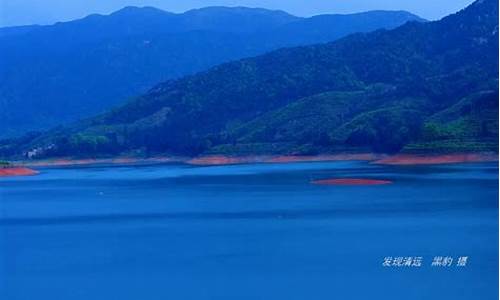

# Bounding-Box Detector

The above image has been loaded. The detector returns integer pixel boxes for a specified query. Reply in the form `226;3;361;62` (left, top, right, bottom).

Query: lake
0;161;498;300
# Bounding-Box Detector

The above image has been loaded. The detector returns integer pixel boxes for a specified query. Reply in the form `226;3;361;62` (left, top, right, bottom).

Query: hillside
0;7;423;138
1;0;497;159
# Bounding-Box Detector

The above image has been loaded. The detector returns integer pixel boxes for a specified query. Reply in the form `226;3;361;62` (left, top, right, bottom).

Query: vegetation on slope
1;0;498;159
0;7;423;137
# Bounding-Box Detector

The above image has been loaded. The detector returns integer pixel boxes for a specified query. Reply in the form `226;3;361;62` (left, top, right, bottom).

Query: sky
0;0;476;27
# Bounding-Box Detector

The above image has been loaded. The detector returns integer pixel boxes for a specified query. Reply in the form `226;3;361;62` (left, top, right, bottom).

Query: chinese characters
382;256;469;268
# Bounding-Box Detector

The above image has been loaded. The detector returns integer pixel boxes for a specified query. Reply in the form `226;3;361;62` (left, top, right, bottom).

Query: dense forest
0;0;497;159
0;7;423;138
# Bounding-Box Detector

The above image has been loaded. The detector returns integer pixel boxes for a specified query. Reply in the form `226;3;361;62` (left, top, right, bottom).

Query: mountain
264;10;426;46
0;25;41;37
2;0;497;159
0;7;424;138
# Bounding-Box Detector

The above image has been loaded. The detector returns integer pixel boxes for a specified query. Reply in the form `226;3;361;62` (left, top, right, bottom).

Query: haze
0;0;475;27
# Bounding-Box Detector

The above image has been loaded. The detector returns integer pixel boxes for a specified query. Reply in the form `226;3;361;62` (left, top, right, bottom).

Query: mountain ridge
3;0;496;159
0;6;425;138
0;6;425;33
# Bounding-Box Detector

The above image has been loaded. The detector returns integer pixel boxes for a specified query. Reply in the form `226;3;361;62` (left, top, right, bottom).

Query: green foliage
2;0;498;158
0;8;423;138
420;123;449;141
404;139;499;154
339;107;424;153
49;134;118;156
409;90;500;153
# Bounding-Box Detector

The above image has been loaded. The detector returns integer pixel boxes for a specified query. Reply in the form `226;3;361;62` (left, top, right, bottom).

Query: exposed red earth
0;167;39;177
18;154;378;168
25;158;99;167
264;154;380;163
14;152;498;168
312;178;393;186
187;153;381;166
187;155;256;165
374;153;498;165
23;157;183;167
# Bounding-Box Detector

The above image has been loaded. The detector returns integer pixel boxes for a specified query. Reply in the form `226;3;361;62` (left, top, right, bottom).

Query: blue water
0;161;498;300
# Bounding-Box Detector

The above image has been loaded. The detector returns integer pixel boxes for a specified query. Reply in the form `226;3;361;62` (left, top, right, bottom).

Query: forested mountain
0;7;423;138
1;0;497;159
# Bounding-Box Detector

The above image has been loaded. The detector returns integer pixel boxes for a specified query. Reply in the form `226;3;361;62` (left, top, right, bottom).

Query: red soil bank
187;156;253;165
25;157;181;167
0;167;39;177
312;178;393;186
265;154;379;163
111;158;138;164
27;158;98;167
188;154;380;166
375;153;498;165
21;153;379;167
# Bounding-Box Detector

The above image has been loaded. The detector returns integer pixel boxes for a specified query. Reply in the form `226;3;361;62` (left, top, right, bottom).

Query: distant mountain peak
183;6;297;17
0;4;440;141
358;10;427;21
110;6;174;17
181;6;301;29
307;10;426;24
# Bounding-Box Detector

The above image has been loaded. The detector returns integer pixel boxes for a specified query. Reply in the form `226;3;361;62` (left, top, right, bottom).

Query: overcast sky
0;0;475;27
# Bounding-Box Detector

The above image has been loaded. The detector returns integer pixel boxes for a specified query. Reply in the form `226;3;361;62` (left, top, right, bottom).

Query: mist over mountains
0;6;424;138
3;0;497;159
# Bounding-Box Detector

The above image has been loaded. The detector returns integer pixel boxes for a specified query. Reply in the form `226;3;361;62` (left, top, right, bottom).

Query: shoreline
186;153;381;165
4;152;497;173
20;156;186;168
373;153;498;165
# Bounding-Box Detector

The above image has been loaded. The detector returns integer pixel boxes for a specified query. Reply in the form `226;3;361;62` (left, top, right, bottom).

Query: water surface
0;161;498;300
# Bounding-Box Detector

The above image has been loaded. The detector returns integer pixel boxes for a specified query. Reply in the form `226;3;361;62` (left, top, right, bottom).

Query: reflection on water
0;161;498;300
